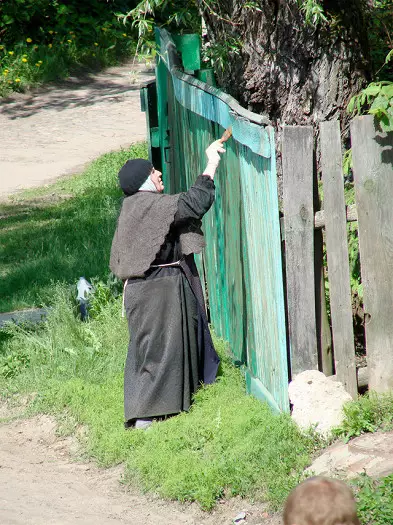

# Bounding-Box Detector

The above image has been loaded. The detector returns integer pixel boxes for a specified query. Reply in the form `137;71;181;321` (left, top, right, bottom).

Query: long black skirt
123;262;219;427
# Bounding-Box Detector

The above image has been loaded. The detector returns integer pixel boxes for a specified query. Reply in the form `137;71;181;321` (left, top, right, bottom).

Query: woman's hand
203;140;226;179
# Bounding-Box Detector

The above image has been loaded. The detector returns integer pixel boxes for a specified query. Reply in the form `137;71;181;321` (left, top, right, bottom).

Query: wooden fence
145;28;289;412
281;117;393;398
144;29;393;409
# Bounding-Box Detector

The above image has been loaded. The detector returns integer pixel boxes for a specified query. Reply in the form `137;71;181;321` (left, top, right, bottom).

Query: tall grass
0;285;319;510
0;142;147;313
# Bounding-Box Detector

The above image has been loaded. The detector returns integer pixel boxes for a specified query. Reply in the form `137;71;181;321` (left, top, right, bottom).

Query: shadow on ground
0;188;121;312
0;64;153;120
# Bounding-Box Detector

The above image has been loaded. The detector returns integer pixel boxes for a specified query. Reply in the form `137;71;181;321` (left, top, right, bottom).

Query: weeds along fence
281;119;393;399
141;28;393;410
141;28;289;412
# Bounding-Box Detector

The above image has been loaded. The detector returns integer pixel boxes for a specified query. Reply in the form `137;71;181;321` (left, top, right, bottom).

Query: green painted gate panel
148;28;288;412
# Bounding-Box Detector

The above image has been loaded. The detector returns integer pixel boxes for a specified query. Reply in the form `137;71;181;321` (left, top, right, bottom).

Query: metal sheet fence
143;28;288;412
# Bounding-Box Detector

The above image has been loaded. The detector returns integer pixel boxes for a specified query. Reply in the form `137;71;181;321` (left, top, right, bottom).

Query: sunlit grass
0;142;147;313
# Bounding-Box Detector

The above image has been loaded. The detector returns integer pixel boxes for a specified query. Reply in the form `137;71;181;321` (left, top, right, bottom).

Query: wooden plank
314;204;358;229
351;115;393;392
282;126;318;376
315;249;334;377
320;121;357;398
313;167;333;377
280;203;358;237
331;367;368;389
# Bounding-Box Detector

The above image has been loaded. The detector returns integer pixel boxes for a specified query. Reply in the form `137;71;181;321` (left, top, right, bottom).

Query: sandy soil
0;411;282;525
0;61;153;197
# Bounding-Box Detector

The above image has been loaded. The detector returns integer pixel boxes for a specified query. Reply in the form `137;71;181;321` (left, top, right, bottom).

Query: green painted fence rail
141;28;288;412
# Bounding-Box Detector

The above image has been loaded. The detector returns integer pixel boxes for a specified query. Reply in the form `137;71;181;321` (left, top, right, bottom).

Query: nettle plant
348;77;393;132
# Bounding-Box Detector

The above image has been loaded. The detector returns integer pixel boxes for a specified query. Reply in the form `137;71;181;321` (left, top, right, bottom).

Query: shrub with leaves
0;0;137;96
333;392;393;442
348;80;393;132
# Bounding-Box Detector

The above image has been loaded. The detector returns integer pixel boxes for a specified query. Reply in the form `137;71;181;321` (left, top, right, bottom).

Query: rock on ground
307;430;393;479
0;308;49;329
288;370;352;436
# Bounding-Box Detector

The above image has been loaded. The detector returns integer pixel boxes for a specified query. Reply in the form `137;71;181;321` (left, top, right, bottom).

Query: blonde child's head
283;477;360;525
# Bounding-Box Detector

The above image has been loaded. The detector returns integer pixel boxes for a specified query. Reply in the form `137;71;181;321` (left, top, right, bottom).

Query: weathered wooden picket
282;117;393;398
142;28;393;410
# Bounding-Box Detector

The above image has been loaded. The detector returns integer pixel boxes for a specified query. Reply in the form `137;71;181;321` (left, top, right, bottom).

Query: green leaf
370;94;389;111
385;49;393;64
2;15;15;25
347;96;356;114
381;83;393;99
379;114;393;132
363;84;381;97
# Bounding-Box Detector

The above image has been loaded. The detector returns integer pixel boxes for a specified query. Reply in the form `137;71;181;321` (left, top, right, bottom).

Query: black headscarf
118;159;153;196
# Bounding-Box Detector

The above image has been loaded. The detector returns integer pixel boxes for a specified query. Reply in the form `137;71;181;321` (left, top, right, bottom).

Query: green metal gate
141;28;289;412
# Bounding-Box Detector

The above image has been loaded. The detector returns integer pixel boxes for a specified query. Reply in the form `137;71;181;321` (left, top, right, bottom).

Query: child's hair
283;477;360;525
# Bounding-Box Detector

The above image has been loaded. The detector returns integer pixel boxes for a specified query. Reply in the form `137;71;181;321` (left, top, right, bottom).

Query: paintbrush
219;126;232;143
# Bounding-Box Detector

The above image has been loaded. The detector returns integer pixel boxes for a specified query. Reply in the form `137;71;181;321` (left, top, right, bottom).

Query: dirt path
0;414;281;525
0;61;153;197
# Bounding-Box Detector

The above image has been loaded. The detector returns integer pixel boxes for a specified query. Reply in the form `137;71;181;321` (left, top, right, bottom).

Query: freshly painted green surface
149;28;289;412
196;68;217;87
172;34;201;71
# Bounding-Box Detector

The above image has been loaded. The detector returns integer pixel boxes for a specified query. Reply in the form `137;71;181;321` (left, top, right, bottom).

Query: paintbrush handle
220;126;232;143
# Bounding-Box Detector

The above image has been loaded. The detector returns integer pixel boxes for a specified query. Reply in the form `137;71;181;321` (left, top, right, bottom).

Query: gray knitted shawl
110;191;206;280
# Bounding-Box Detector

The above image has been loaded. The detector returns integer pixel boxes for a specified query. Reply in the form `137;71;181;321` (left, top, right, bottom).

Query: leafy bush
0;0;138;96
0;1;137;46
87;275;123;319
1;345;30;378
348;81;393;132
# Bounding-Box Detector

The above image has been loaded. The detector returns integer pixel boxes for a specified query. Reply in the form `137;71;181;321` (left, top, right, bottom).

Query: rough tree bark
199;0;371;130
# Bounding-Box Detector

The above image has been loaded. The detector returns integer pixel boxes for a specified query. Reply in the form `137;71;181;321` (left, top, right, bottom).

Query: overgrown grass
0;142;147;313
353;474;393;525
334;392;393;441
333;393;393;524
0;285;320;510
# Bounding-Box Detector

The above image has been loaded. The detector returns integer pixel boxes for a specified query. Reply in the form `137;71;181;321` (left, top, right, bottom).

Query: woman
110;139;225;429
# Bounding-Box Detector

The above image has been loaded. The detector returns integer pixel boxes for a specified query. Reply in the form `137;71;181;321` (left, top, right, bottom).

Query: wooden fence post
351;115;393;392
320;121;357;398
282;126;318;375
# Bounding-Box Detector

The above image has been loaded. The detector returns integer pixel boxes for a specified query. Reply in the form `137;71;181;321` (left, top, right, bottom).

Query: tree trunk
199;0;371;130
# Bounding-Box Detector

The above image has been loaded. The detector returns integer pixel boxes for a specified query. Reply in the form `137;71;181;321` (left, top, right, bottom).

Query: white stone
288;370;352;436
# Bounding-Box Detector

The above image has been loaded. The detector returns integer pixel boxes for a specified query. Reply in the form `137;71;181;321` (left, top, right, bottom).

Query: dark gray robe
110;175;220;426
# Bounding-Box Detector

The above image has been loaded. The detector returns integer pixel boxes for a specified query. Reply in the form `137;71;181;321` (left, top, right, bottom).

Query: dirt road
0;61;152;197
0;414;280;525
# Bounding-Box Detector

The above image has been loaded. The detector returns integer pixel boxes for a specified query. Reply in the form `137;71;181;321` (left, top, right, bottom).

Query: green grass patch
0;286;320;510
0;142;147;313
